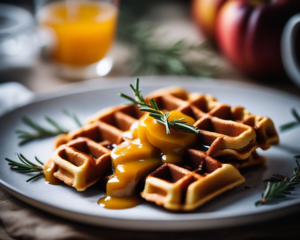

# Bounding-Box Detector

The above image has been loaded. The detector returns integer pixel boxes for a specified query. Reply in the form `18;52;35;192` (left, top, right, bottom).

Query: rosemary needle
16;111;82;146
5;154;44;182
16;116;69;146
280;108;300;132
255;156;300;206
63;109;82;127
119;78;199;135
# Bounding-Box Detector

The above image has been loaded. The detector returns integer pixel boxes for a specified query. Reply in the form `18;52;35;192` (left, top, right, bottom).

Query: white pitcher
282;13;300;87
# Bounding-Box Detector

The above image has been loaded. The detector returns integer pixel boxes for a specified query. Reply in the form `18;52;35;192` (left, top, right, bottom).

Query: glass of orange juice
37;0;118;80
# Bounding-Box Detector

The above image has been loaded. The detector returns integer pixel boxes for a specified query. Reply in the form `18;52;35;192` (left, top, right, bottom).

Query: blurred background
0;0;300;97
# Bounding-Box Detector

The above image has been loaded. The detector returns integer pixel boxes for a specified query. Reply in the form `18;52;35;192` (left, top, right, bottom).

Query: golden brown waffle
50;86;278;210
53;86;278;168
145;87;279;159
55;87;278;160
55;105;144;149
141;149;245;211
231;106;279;150
49;137;112;191
223;150;267;170
98;149;263;193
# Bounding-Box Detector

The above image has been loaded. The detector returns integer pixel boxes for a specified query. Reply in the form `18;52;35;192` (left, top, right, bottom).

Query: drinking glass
36;0;118;80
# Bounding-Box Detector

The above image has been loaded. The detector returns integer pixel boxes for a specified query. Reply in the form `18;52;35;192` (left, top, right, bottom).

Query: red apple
216;0;300;78
192;0;227;39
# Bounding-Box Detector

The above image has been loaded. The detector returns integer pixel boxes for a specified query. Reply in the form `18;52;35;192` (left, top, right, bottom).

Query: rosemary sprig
255;156;300;206
119;23;216;77
16;116;69;146
16;111;82;146
280;108;300;132
119;78;199;135
5;154;44;182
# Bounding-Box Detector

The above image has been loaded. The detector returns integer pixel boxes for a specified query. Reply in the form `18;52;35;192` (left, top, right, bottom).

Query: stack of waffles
45;87;279;211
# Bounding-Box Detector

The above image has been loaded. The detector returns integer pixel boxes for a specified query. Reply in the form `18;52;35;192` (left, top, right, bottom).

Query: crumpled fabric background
1;82;300;240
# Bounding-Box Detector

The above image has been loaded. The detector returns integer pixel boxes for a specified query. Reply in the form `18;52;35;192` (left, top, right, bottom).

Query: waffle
223;150;267;170
55;87;278;161
49;137;112;191
54;105;144;149
145;87;279;159
50;86;278;210
141;149;245;211
231;106;279;150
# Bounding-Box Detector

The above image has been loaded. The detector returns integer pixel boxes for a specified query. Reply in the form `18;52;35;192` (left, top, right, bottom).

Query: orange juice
40;1;117;66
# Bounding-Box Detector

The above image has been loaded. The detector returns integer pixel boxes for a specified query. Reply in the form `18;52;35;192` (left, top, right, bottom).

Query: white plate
1;77;300;231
